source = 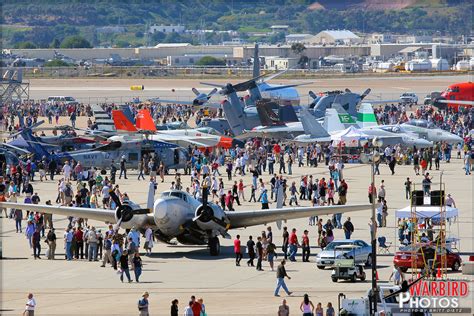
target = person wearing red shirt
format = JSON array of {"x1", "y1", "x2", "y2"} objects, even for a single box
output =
[
  {"x1": 74, "y1": 227, "x2": 84, "y2": 259},
  {"x1": 190, "y1": 296, "x2": 201, "y2": 316},
  {"x1": 288, "y1": 228, "x2": 299, "y2": 262},
  {"x1": 273, "y1": 143, "x2": 281, "y2": 160},
  {"x1": 234, "y1": 235, "x2": 242, "y2": 266}
]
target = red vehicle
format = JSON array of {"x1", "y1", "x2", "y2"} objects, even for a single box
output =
[
  {"x1": 434, "y1": 81, "x2": 474, "y2": 111},
  {"x1": 393, "y1": 243, "x2": 462, "y2": 273}
]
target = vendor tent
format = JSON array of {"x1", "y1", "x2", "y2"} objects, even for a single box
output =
[
  {"x1": 395, "y1": 206, "x2": 458, "y2": 219},
  {"x1": 331, "y1": 126, "x2": 369, "y2": 147}
]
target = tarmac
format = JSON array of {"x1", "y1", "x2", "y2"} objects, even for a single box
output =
[{"x1": 1, "y1": 75, "x2": 473, "y2": 315}]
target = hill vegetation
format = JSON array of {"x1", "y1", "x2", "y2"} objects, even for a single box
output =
[{"x1": 2, "y1": 0, "x2": 472, "y2": 48}]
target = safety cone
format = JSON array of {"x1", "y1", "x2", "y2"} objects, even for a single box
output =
[
  {"x1": 376, "y1": 271, "x2": 379, "y2": 280},
  {"x1": 436, "y1": 267, "x2": 442, "y2": 278}
]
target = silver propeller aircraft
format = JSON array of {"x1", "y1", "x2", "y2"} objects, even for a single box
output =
[{"x1": 0, "y1": 187, "x2": 369, "y2": 256}]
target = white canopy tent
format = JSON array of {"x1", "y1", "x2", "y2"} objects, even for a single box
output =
[
  {"x1": 394, "y1": 205, "x2": 460, "y2": 250},
  {"x1": 395, "y1": 206, "x2": 459, "y2": 219},
  {"x1": 331, "y1": 126, "x2": 369, "y2": 147}
]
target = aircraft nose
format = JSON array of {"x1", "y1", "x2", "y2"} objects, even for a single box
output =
[{"x1": 153, "y1": 199, "x2": 169, "y2": 221}]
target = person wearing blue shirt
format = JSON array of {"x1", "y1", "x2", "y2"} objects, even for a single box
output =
[{"x1": 261, "y1": 188, "x2": 269, "y2": 209}]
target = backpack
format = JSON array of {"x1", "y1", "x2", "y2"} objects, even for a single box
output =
[{"x1": 64, "y1": 185, "x2": 73, "y2": 197}]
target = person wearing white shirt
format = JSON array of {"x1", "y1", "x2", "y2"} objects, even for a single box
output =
[
  {"x1": 25, "y1": 293, "x2": 36, "y2": 316},
  {"x1": 62, "y1": 161, "x2": 72, "y2": 181},
  {"x1": 144, "y1": 226, "x2": 154, "y2": 256}
]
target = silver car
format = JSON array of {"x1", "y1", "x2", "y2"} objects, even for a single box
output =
[{"x1": 316, "y1": 239, "x2": 372, "y2": 269}]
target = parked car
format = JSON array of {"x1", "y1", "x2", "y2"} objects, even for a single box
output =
[
  {"x1": 316, "y1": 239, "x2": 372, "y2": 269},
  {"x1": 393, "y1": 243, "x2": 461, "y2": 273},
  {"x1": 400, "y1": 93, "x2": 418, "y2": 104}
]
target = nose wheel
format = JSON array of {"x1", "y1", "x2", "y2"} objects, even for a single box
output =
[{"x1": 208, "y1": 237, "x2": 220, "y2": 256}]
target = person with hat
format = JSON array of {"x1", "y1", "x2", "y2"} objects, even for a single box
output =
[{"x1": 137, "y1": 292, "x2": 149, "y2": 316}]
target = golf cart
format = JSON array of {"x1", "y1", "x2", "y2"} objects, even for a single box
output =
[{"x1": 331, "y1": 245, "x2": 367, "y2": 282}]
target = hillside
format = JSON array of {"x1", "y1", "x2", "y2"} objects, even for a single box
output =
[{"x1": 1, "y1": 0, "x2": 472, "y2": 48}]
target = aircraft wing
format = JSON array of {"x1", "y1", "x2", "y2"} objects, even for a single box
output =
[
  {"x1": 154, "y1": 99, "x2": 222, "y2": 109},
  {"x1": 436, "y1": 100, "x2": 474, "y2": 106},
  {"x1": 0, "y1": 202, "x2": 156, "y2": 227},
  {"x1": 226, "y1": 204, "x2": 370, "y2": 229}
]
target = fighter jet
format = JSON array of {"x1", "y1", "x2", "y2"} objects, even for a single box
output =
[
  {"x1": 0, "y1": 186, "x2": 370, "y2": 256},
  {"x1": 294, "y1": 105, "x2": 433, "y2": 148},
  {"x1": 400, "y1": 119, "x2": 463, "y2": 144}
]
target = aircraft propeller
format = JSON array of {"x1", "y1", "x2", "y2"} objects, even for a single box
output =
[
  {"x1": 192, "y1": 184, "x2": 228, "y2": 228},
  {"x1": 110, "y1": 190, "x2": 149, "y2": 230}
]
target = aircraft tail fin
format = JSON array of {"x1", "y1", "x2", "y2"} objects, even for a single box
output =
[
  {"x1": 112, "y1": 110, "x2": 138, "y2": 132},
  {"x1": 16, "y1": 113, "x2": 50, "y2": 159},
  {"x1": 256, "y1": 100, "x2": 285, "y2": 126},
  {"x1": 324, "y1": 108, "x2": 347, "y2": 133},
  {"x1": 332, "y1": 104, "x2": 357, "y2": 128},
  {"x1": 357, "y1": 103, "x2": 378, "y2": 128},
  {"x1": 253, "y1": 43, "x2": 260, "y2": 78},
  {"x1": 136, "y1": 109, "x2": 157, "y2": 132},
  {"x1": 222, "y1": 100, "x2": 246, "y2": 135},
  {"x1": 300, "y1": 107, "x2": 330, "y2": 137},
  {"x1": 279, "y1": 104, "x2": 298, "y2": 122},
  {"x1": 120, "y1": 105, "x2": 135, "y2": 124}
]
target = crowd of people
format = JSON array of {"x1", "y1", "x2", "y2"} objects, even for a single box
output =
[{"x1": 2, "y1": 100, "x2": 473, "y2": 316}]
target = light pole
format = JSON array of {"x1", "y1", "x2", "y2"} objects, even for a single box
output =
[{"x1": 360, "y1": 138, "x2": 382, "y2": 315}]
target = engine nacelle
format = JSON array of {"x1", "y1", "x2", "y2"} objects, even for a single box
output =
[
  {"x1": 114, "y1": 207, "x2": 149, "y2": 230},
  {"x1": 194, "y1": 204, "x2": 228, "y2": 232}
]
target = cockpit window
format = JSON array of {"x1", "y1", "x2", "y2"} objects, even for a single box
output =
[{"x1": 170, "y1": 191, "x2": 187, "y2": 201}]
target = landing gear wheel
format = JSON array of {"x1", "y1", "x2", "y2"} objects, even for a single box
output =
[
  {"x1": 361, "y1": 272, "x2": 366, "y2": 281},
  {"x1": 209, "y1": 237, "x2": 220, "y2": 256},
  {"x1": 331, "y1": 277, "x2": 338, "y2": 283}
]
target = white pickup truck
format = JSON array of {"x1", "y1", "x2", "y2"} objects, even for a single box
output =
[{"x1": 399, "y1": 93, "x2": 419, "y2": 104}]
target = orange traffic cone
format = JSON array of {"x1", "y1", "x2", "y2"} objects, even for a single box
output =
[
  {"x1": 376, "y1": 271, "x2": 379, "y2": 280},
  {"x1": 436, "y1": 267, "x2": 442, "y2": 278}
]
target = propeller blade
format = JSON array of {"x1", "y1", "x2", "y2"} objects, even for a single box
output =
[
  {"x1": 360, "y1": 88, "x2": 372, "y2": 100},
  {"x1": 192, "y1": 214, "x2": 202, "y2": 222},
  {"x1": 200, "y1": 82, "x2": 225, "y2": 88},
  {"x1": 192, "y1": 87, "x2": 200, "y2": 96},
  {"x1": 309, "y1": 91, "x2": 318, "y2": 100},
  {"x1": 208, "y1": 88, "x2": 218, "y2": 97},
  {"x1": 109, "y1": 190, "x2": 122, "y2": 208}
]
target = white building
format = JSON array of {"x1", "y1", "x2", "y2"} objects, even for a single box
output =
[
  {"x1": 270, "y1": 25, "x2": 289, "y2": 34},
  {"x1": 264, "y1": 56, "x2": 299, "y2": 70},
  {"x1": 369, "y1": 33, "x2": 394, "y2": 44},
  {"x1": 149, "y1": 24, "x2": 185, "y2": 34},
  {"x1": 310, "y1": 30, "x2": 361, "y2": 45}
]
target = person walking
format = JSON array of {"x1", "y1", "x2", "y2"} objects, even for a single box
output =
[
  {"x1": 274, "y1": 260, "x2": 292, "y2": 297},
  {"x1": 256, "y1": 236, "x2": 264, "y2": 271},
  {"x1": 404, "y1": 177, "x2": 412, "y2": 200},
  {"x1": 343, "y1": 217, "x2": 354, "y2": 239},
  {"x1": 261, "y1": 188, "x2": 269, "y2": 209},
  {"x1": 46, "y1": 229, "x2": 56, "y2": 260},
  {"x1": 119, "y1": 250, "x2": 132, "y2": 283},
  {"x1": 300, "y1": 294, "x2": 315, "y2": 316},
  {"x1": 278, "y1": 299, "x2": 290, "y2": 316},
  {"x1": 101, "y1": 233, "x2": 113, "y2": 267},
  {"x1": 246, "y1": 235, "x2": 255, "y2": 267},
  {"x1": 32, "y1": 228, "x2": 41, "y2": 259},
  {"x1": 119, "y1": 156, "x2": 128, "y2": 179},
  {"x1": 288, "y1": 228, "x2": 299, "y2": 262},
  {"x1": 234, "y1": 235, "x2": 243, "y2": 266},
  {"x1": 133, "y1": 252, "x2": 143, "y2": 282},
  {"x1": 170, "y1": 299, "x2": 179, "y2": 316},
  {"x1": 282, "y1": 227, "x2": 289, "y2": 259},
  {"x1": 137, "y1": 292, "x2": 149, "y2": 316},
  {"x1": 301, "y1": 230, "x2": 310, "y2": 262},
  {"x1": 24, "y1": 293, "x2": 36, "y2": 316}
]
